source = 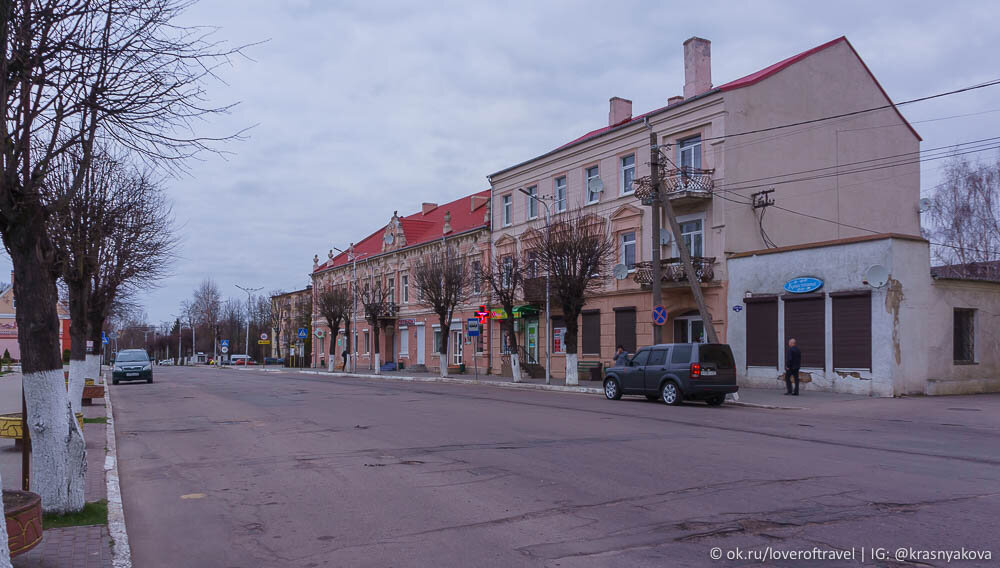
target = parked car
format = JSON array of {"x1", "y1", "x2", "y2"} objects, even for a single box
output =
[
  {"x1": 158, "y1": 359, "x2": 174, "y2": 366},
  {"x1": 263, "y1": 357, "x2": 285, "y2": 365},
  {"x1": 112, "y1": 349, "x2": 153, "y2": 385},
  {"x1": 603, "y1": 343, "x2": 737, "y2": 406},
  {"x1": 230, "y1": 355, "x2": 255, "y2": 366}
]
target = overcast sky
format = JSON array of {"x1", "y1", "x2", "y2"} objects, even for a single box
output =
[{"x1": 4, "y1": 0, "x2": 997, "y2": 324}]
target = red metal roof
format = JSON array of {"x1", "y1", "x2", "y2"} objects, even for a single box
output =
[
  {"x1": 552, "y1": 36, "x2": 919, "y2": 153},
  {"x1": 315, "y1": 190, "x2": 490, "y2": 273}
]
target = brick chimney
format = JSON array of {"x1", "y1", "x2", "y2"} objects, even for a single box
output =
[
  {"x1": 421, "y1": 202, "x2": 438, "y2": 215},
  {"x1": 608, "y1": 97, "x2": 632, "y2": 126},
  {"x1": 683, "y1": 37, "x2": 712, "y2": 99}
]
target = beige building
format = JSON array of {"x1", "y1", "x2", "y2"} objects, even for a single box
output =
[
  {"x1": 271, "y1": 286, "x2": 313, "y2": 366},
  {"x1": 487, "y1": 36, "x2": 921, "y2": 380}
]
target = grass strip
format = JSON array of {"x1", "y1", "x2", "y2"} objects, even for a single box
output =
[
  {"x1": 83, "y1": 416, "x2": 107, "y2": 424},
  {"x1": 43, "y1": 500, "x2": 108, "y2": 528}
]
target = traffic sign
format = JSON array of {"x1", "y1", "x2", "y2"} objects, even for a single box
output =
[
  {"x1": 258, "y1": 340, "x2": 271, "y2": 345},
  {"x1": 220, "y1": 346, "x2": 229, "y2": 354},
  {"x1": 101, "y1": 331, "x2": 109, "y2": 345},
  {"x1": 297, "y1": 327, "x2": 308, "y2": 339},
  {"x1": 259, "y1": 332, "x2": 268, "y2": 341},
  {"x1": 220, "y1": 339, "x2": 230, "y2": 347},
  {"x1": 652, "y1": 305, "x2": 668, "y2": 326},
  {"x1": 467, "y1": 318, "x2": 480, "y2": 337}
]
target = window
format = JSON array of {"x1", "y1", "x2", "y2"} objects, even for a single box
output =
[
  {"x1": 501, "y1": 256, "x2": 513, "y2": 288},
  {"x1": 674, "y1": 316, "x2": 705, "y2": 343},
  {"x1": 832, "y1": 293, "x2": 871, "y2": 369},
  {"x1": 582, "y1": 311, "x2": 600, "y2": 354},
  {"x1": 500, "y1": 324, "x2": 512, "y2": 355},
  {"x1": 620, "y1": 231, "x2": 636, "y2": 270},
  {"x1": 433, "y1": 327, "x2": 442, "y2": 353},
  {"x1": 678, "y1": 136, "x2": 702, "y2": 171},
  {"x1": 527, "y1": 251, "x2": 539, "y2": 279},
  {"x1": 620, "y1": 154, "x2": 635, "y2": 195},
  {"x1": 402, "y1": 274, "x2": 409, "y2": 303},
  {"x1": 502, "y1": 194, "x2": 512, "y2": 226},
  {"x1": 388, "y1": 277, "x2": 395, "y2": 305},
  {"x1": 647, "y1": 349, "x2": 666, "y2": 366},
  {"x1": 954, "y1": 308, "x2": 975, "y2": 363},
  {"x1": 585, "y1": 166, "x2": 601, "y2": 204},
  {"x1": 745, "y1": 299, "x2": 778, "y2": 367},
  {"x1": 364, "y1": 330, "x2": 370, "y2": 354},
  {"x1": 472, "y1": 260, "x2": 482, "y2": 294},
  {"x1": 399, "y1": 327, "x2": 409, "y2": 358},
  {"x1": 784, "y1": 296, "x2": 825, "y2": 368},
  {"x1": 678, "y1": 218, "x2": 704, "y2": 257},
  {"x1": 630, "y1": 349, "x2": 649, "y2": 367},
  {"x1": 551, "y1": 316, "x2": 566, "y2": 353},
  {"x1": 671, "y1": 344, "x2": 693, "y2": 364},
  {"x1": 554, "y1": 176, "x2": 567, "y2": 212},
  {"x1": 452, "y1": 329, "x2": 463, "y2": 366},
  {"x1": 614, "y1": 307, "x2": 636, "y2": 353},
  {"x1": 526, "y1": 185, "x2": 538, "y2": 219}
]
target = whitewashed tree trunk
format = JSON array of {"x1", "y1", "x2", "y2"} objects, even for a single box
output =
[
  {"x1": 0, "y1": 467, "x2": 11, "y2": 568},
  {"x1": 68, "y1": 358, "x2": 87, "y2": 415},
  {"x1": 439, "y1": 354, "x2": 448, "y2": 377},
  {"x1": 510, "y1": 352, "x2": 522, "y2": 383},
  {"x1": 374, "y1": 353, "x2": 381, "y2": 375},
  {"x1": 23, "y1": 369, "x2": 87, "y2": 514},
  {"x1": 328, "y1": 357, "x2": 334, "y2": 372},
  {"x1": 565, "y1": 353, "x2": 579, "y2": 386},
  {"x1": 86, "y1": 353, "x2": 101, "y2": 383}
]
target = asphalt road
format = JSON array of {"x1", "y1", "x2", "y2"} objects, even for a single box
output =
[{"x1": 112, "y1": 366, "x2": 1000, "y2": 567}]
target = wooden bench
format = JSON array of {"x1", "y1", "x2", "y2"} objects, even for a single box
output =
[
  {"x1": 1, "y1": 412, "x2": 83, "y2": 448},
  {"x1": 576, "y1": 360, "x2": 603, "y2": 381}
]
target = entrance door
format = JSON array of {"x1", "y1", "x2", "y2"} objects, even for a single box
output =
[
  {"x1": 673, "y1": 315, "x2": 705, "y2": 343},
  {"x1": 526, "y1": 320, "x2": 538, "y2": 363},
  {"x1": 416, "y1": 324, "x2": 425, "y2": 365},
  {"x1": 451, "y1": 329, "x2": 464, "y2": 366}
]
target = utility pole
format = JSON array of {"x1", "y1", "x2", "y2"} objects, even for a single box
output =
[
  {"x1": 649, "y1": 131, "x2": 664, "y2": 345},
  {"x1": 236, "y1": 284, "x2": 263, "y2": 364},
  {"x1": 657, "y1": 148, "x2": 719, "y2": 344}
]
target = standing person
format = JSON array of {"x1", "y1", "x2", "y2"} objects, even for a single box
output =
[
  {"x1": 785, "y1": 338, "x2": 802, "y2": 395},
  {"x1": 341, "y1": 346, "x2": 348, "y2": 371},
  {"x1": 614, "y1": 345, "x2": 629, "y2": 367}
]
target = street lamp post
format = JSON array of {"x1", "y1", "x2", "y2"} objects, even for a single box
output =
[
  {"x1": 236, "y1": 284, "x2": 263, "y2": 366},
  {"x1": 518, "y1": 188, "x2": 552, "y2": 385}
]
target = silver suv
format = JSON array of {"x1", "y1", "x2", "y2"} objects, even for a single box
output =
[{"x1": 603, "y1": 343, "x2": 738, "y2": 406}]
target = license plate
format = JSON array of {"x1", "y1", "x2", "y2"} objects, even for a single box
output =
[
  {"x1": 126, "y1": 372, "x2": 139, "y2": 377},
  {"x1": 701, "y1": 369, "x2": 717, "y2": 376}
]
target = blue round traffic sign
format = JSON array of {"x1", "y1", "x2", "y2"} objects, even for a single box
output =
[{"x1": 652, "y1": 305, "x2": 668, "y2": 326}]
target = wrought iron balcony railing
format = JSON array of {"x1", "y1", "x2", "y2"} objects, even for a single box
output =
[{"x1": 632, "y1": 257, "x2": 716, "y2": 285}]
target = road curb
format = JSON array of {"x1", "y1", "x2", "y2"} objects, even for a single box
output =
[{"x1": 104, "y1": 380, "x2": 132, "y2": 568}]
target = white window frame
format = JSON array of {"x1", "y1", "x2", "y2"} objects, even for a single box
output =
[
  {"x1": 501, "y1": 256, "x2": 513, "y2": 288},
  {"x1": 526, "y1": 185, "x2": 538, "y2": 220},
  {"x1": 388, "y1": 277, "x2": 395, "y2": 305},
  {"x1": 472, "y1": 260, "x2": 482, "y2": 294},
  {"x1": 554, "y1": 176, "x2": 567, "y2": 212},
  {"x1": 620, "y1": 231, "x2": 637, "y2": 271},
  {"x1": 402, "y1": 274, "x2": 409, "y2": 304},
  {"x1": 678, "y1": 136, "x2": 702, "y2": 171},
  {"x1": 363, "y1": 329, "x2": 370, "y2": 354},
  {"x1": 585, "y1": 166, "x2": 601, "y2": 204},
  {"x1": 451, "y1": 328, "x2": 464, "y2": 366},
  {"x1": 399, "y1": 326, "x2": 409, "y2": 358},
  {"x1": 502, "y1": 194, "x2": 512, "y2": 227},
  {"x1": 620, "y1": 154, "x2": 635, "y2": 195},
  {"x1": 673, "y1": 213, "x2": 705, "y2": 258}
]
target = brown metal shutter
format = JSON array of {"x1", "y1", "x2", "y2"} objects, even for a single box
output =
[
  {"x1": 832, "y1": 293, "x2": 871, "y2": 369},
  {"x1": 582, "y1": 311, "x2": 601, "y2": 354},
  {"x1": 745, "y1": 299, "x2": 778, "y2": 367},
  {"x1": 784, "y1": 296, "x2": 825, "y2": 368},
  {"x1": 614, "y1": 308, "x2": 636, "y2": 353}
]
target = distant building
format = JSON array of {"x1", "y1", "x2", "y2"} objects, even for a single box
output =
[
  {"x1": 271, "y1": 286, "x2": 313, "y2": 366},
  {"x1": 0, "y1": 275, "x2": 72, "y2": 361}
]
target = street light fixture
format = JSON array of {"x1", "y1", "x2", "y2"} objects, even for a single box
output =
[
  {"x1": 236, "y1": 284, "x2": 263, "y2": 366},
  {"x1": 518, "y1": 187, "x2": 552, "y2": 385}
]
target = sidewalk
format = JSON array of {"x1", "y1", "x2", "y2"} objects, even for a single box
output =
[
  {"x1": 1, "y1": 373, "x2": 115, "y2": 568},
  {"x1": 235, "y1": 364, "x2": 880, "y2": 409}
]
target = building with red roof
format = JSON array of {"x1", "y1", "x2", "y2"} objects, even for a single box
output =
[{"x1": 309, "y1": 191, "x2": 492, "y2": 374}]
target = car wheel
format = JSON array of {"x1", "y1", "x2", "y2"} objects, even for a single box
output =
[
  {"x1": 705, "y1": 394, "x2": 725, "y2": 406},
  {"x1": 645, "y1": 394, "x2": 659, "y2": 401},
  {"x1": 147, "y1": 377, "x2": 153, "y2": 384},
  {"x1": 661, "y1": 381, "x2": 682, "y2": 406},
  {"x1": 113, "y1": 379, "x2": 119, "y2": 385},
  {"x1": 603, "y1": 378, "x2": 622, "y2": 400}
]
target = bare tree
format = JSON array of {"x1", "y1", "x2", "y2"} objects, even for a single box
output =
[
  {"x1": 317, "y1": 285, "x2": 352, "y2": 372},
  {"x1": 358, "y1": 273, "x2": 394, "y2": 374},
  {"x1": 483, "y1": 253, "x2": 525, "y2": 381},
  {"x1": 190, "y1": 279, "x2": 222, "y2": 360},
  {"x1": 534, "y1": 211, "x2": 614, "y2": 385},
  {"x1": 268, "y1": 290, "x2": 286, "y2": 359},
  {"x1": 929, "y1": 155, "x2": 1000, "y2": 274},
  {"x1": 410, "y1": 247, "x2": 472, "y2": 377}
]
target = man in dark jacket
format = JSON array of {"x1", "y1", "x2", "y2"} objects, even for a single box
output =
[{"x1": 785, "y1": 338, "x2": 801, "y2": 395}]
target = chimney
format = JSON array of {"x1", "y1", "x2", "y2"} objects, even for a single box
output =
[
  {"x1": 667, "y1": 95, "x2": 684, "y2": 105},
  {"x1": 608, "y1": 97, "x2": 632, "y2": 126},
  {"x1": 470, "y1": 195, "x2": 489, "y2": 212},
  {"x1": 683, "y1": 37, "x2": 712, "y2": 99},
  {"x1": 421, "y1": 202, "x2": 438, "y2": 215}
]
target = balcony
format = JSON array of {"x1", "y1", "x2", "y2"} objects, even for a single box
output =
[
  {"x1": 632, "y1": 257, "x2": 716, "y2": 286},
  {"x1": 661, "y1": 168, "x2": 714, "y2": 206}
]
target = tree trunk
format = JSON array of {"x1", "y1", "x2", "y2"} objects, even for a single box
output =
[
  {"x1": 372, "y1": 323, "x2": 381, "y2": 375},
  {"x1": 67, "y1": 283, "x2": 89, "y2": 415},
  {"x1": 0, "y1": 467, "x2": 10, "y2": 568},
  {"x1": 564, "y1": 312, "x2": 580, "y2": 386},
  {"x1": 344, "y1": 322, "x2": 352, "y2": 372},
  {"x1": 506, "y1": 319, "x2": 521, "y2": 382},
  {"x1": 8, "y1": 233, "x2": 87, "y2": 513},
  {"x1": 439, "y1": 321, "x2": 451, "y2": 377}
]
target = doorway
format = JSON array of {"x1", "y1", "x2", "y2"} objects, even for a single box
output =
[
  {"x1": 673, "y1": 313, "x2": 706, "y2": 343},
  {"x1": 525, "y1": 320, "x2": 538, "y2": 363},
  {"x1": 451, "y1": 329, "x2": 464, "y2": 366},
  {"x1": 416, "y1": 324, "x2": 425, "y2": 365}
]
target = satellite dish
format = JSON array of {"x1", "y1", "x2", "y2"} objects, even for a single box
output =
[
  {"x1": 587, "y1": 177, "x2": 604, "y2": 194},
  {"x1": 865, "y1": 264, "x2": 889, "y2": 288},
  {"x1": 918, "y1": 198, "x2": 932, "y2": 213},
  {"x1": 613, "y1": 263, "x2": 629, "y2": 280},
  {"x1": 659, "y1": 229, "x2": 672, "y2": 246}
]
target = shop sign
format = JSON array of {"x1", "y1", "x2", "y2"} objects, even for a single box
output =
[
  {"x1": 783, "y1": 277, "x2": 823, "y2": 294},
  {"x1": 398, "y1": 318, "x2": 416, "y2": 326}
]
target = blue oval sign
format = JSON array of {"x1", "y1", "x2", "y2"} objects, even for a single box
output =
[{"x1": 784, "y1": 277, "x2": 823, "y2": 294}]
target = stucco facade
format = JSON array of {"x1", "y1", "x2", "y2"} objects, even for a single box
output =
[{"x1": 487, "y1": 36, "x2": 920, "y2": 380}]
